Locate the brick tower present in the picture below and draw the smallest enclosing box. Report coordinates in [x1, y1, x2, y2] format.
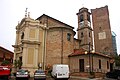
[91, 6, 114, 55]
[77, 7, 93, 51]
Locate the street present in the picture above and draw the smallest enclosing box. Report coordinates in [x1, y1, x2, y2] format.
[28, 77, 116, 80]
[8, 76, 117, 80]
[29, 77, 82, 80]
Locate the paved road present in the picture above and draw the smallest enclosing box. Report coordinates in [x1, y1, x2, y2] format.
[9, 76, 117, 80]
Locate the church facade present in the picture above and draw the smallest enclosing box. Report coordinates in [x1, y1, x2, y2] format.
[13, 6, 114, 77]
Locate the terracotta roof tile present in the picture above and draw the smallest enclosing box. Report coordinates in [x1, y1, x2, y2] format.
[68, 48, 112, 58]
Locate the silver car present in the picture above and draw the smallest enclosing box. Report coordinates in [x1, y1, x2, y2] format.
[16, 69, 30, 80]
[34, 69, 46, 80]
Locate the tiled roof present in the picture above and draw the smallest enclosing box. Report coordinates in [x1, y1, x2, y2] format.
[69, 48, 112, 58]
[36, 14, 74, 29]
[0, 46, 14, 54]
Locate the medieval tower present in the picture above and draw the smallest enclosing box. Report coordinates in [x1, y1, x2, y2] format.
[91, 6, 114, 55]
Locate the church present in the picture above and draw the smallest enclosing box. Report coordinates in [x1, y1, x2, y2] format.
[13, 5, 115, 77]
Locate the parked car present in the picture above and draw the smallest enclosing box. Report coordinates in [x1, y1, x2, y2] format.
[51, 64, 70, 80]
[106, 69, 120, 79]
[34, 69, 46, 80]
[16, 69, 30, 80]
[0, 66, 11, 80]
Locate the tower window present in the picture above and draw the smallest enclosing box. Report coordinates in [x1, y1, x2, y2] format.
[89, 32, 90, 37]
[87, 14, 90, 22]
[80, 15, 84, 22]
[81, 32, 84, 38]
[67, 33, 71, 41]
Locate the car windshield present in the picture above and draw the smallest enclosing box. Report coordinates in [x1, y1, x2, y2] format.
[18, 69, 27, 73]
[36, 70, 44, 73]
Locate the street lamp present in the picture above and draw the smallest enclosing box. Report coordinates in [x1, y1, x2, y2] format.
[85, 48, 95, 74]
[91, 50, 95, 73]
[85, 50, 91, 73]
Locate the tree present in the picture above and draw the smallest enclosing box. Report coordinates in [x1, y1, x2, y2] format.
[17, 60, 23, 69]
[114, 56, 120, 66]
[13, 59, 23, 69]
[1, 60, 10, 66]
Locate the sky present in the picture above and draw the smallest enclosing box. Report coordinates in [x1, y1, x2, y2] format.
[0, 0, 120, 54]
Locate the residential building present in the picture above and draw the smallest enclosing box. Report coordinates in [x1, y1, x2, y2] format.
[0, 46, 13, 65]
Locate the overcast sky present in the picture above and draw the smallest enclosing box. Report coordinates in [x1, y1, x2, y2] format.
[0, 0, 120, 54]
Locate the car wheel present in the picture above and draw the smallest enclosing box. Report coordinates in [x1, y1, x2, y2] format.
[106, 74, 109, 78]
[118, 76, 120, 80]
[16, 77, 18, 80]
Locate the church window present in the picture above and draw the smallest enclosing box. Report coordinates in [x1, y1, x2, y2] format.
[80, 15, 84, 22]
[67, 33, 71, 41]
[21, 32, 24, 39]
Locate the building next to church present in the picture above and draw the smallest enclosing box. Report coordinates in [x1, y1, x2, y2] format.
[13, 5, 116, 77]
[91, 6, 115, 56]
[0, 46, 13, 65]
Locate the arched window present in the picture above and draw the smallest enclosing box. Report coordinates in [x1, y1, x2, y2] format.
[80, 15, 84, 22]
[21, 32, 24, 39]
[67, 33, 71, 41]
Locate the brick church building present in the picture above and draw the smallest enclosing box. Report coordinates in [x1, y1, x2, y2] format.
[13, 5, 115, 77]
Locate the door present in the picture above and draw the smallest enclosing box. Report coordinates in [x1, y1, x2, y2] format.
[79, 59, 84, 72]
[110, 63, 113, 71]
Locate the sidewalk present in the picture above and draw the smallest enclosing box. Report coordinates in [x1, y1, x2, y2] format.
[70, 76, 103, 80]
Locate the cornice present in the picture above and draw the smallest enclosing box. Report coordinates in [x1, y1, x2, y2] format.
[21, 40, 41, 45]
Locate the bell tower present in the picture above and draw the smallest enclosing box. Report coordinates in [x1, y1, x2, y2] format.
[77, 7, 93, 50]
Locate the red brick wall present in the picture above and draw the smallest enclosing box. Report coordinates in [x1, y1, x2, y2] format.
[91, 6, 114, 55]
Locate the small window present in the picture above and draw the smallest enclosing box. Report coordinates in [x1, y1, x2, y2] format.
[67, 33, 71, 41]
[99, 27, 101, 31]
[99, 59, 101, 69]
[87, 14, 90, 22]
[21, 32, 24, 39]
[80, 15, 84, 22]
[89, 32, 90, 37]
[81, 32, 83, 38]
[107, 61, 109, 69]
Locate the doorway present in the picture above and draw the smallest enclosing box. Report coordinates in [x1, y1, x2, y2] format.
[79, 59, 84, 72]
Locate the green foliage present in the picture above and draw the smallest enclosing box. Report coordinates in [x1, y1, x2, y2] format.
[14, 60, 18, 68]
[13, 59, 23, 69]
[1, 60, 10, 66]
[114, 56, 120, 66]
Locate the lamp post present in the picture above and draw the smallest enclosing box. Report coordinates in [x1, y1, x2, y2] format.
[91, 50, 95, 73]
[85, 43, 95, 75]
[85, 51, 91, 73]
[88, 42, 91, 73]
